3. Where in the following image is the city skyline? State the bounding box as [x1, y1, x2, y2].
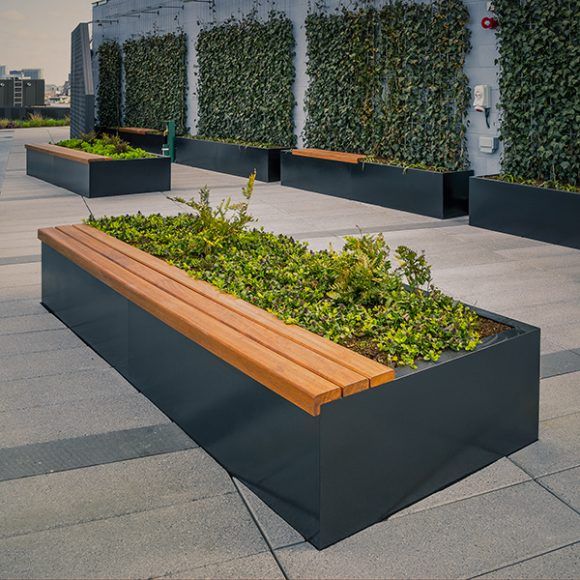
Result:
[0, 1, 93, 85]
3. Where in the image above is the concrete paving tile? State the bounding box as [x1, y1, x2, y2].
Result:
[478, 542, 580, 579]
[275, 482, 580, 579]
[539, 467, 580, 513]
[0, 392, 169, 448]
[0, 262, 40, 288]
[540, 372, 580, 421]
[0, 313, 64, 336]
[0, 493, 267, 580]
[235, 479, 305, 550]
[0, 347, 112, 383]
[391, 458, 531, 519]
[0, 327, 84, 356]
[0, 368, 138, 413]
[510, 413, 580, 478]
[0, 448, 233, 539]
[0, 296, 43, 315]
[502, 301, 580, 332]
[540, 349, 580, 379]
[542, 322, 580, 351]
[163, 552, 285, 579]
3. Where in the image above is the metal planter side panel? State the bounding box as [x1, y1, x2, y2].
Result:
[316, 327, 540, 549]
[41, 244, 130, 376]
[127, 304, 321, 542]
[88, 157, 171, 197]
[27, 150, 90, 197]
[280, 152, 471, 219]
[469, 177, 580, 250]
[174, 138, 281, 182]
[118, 131, 166, 155]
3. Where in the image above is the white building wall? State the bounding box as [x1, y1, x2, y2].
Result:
[92, 0, 501, 176]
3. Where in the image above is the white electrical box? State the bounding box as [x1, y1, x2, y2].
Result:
[479, 136, 499, 154]
[473, 85, 491, 112]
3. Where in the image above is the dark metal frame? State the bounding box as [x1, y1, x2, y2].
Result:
[41, 242, 540, 549]
[175, 137, 284, 182]
[280, 152, 473, 219]
[469, 176, 580, 250]
[26, 147, 171, 198]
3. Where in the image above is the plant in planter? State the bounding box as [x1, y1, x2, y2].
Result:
[39, 175, 539, 548]
[176, 11, 296, 181]
[469, 0, 579, 248]
[57, 133, 153, 160]
[285, 0, 472, 217]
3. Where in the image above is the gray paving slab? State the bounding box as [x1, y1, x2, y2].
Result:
[0, 346, 110, 382]
[540, 371, 580, 421]
[541, 349, 580, 379]
[0, 262, 40, 288]
[163, 552, 285, 579]
[0, 493, 268, 580]
[0, 327, 85, 356]
[539, 467, 580, 513]
[275, 482, 580, 579]
[0, 392, 170, 448]
[0, 296, 44, 315]
[0, 447, 237, 538]
[0, 254, 40, 265]
[0, 313, 65, 336]
[510, 412, 580, 478]
[478, 541, 580, 579]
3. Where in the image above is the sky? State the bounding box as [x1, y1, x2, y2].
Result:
[0, 0, 93, 85]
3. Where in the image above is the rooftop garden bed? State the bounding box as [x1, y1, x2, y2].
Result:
[57, 133, 154, 160]
[88, 176, 497, 368]
[0, 115, 70, 129]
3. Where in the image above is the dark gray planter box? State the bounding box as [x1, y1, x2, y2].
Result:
[175, 137, 284, 182]
[470, 176, 580, 250]
[281, 151, 472, 218]
[116, 128, 166, 155]
[26, 146, 171, 198]
[41, 240, 539, 549]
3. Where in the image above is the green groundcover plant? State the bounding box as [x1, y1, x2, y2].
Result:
[87, 176, 485, 368]
[182, 135, 284, 149]
[0, 115, 70, 129]
[57, 133, 153, 160]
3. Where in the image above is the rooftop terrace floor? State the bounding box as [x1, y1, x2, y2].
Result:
[1, 127, 579, 579]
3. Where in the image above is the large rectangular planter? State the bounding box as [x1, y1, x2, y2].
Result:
[281, 151, 473, 219]
[470, 176, 580, 250]
[175, 137, 284, 182]
[40, 235, 539, 549]
[26, 145, 171, 198]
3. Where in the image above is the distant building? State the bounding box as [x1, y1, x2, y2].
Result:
[0, 66, 6, 79]
[9, 68, 44, 80]
[0, 79, 45, 107]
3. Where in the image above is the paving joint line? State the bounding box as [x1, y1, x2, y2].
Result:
[469, 539, 580, 579]
[232, 478, 291, 580]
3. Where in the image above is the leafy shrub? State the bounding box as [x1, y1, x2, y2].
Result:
[57, 133, 153, 160]
[97, 40, 122, 128]
[88, 176, 481, 368]
[196, 11, 296, 147]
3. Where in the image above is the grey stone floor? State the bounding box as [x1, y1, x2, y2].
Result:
[0, 127, 578, 579]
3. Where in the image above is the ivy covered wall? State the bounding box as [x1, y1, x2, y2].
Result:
[96, 40, 122, 128]
[304, 0, 471, 171]
[196, 12, 296, 146]
[495, 0, 578, 187]
[123, 32, 188, 134]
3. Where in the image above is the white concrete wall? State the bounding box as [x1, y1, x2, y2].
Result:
[92, 0, 501, 176]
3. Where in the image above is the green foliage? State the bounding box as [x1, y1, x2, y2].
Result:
[488, 174, 580, 194]
[196, 11, 296, 147]
[494, 0, 579, 188]
[97, 40, 122, 128]
[0, 115, 70, 129]
[123, 32, 187, 134]
[57, 133, 153, 160]
[87, 177, 481, 368]
[182, 135, 284, 149]
[304, 0, 471, 171]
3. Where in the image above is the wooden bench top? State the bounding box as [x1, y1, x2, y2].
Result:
[291, 148, 365, 165]
[25, 143, 110, 164]
[118, 127, 160, 136]
[38, 225, 395, 416]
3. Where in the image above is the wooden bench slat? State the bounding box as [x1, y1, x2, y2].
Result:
[61, 225, 369, 397]
[39, 227, 342, 416]
[25, 143, 110, 164]
[76, 224, 394, 388]
[119, 127, 158, 136]
[291, 149, 365, 165]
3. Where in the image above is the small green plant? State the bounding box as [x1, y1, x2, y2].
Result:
[87, 175, 483, 368]
[185, 135, 283, 149]
[488, 174, 579, 194]
[56, 133, 153, 160]
[0, 115, 70, 129]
